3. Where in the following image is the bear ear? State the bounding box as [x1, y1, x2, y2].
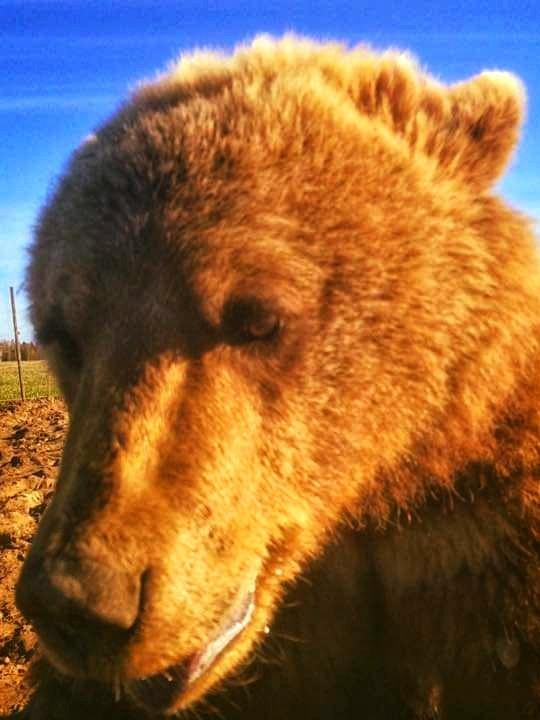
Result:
[347, 55, 525, 191]
[427, 71, 526, 191]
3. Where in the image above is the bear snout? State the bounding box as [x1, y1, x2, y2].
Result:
[16, 552, 142, 671]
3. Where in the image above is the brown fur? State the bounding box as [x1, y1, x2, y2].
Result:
[17, 36, 540, 718]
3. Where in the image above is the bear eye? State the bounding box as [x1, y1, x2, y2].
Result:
[37, 316, 82, 370]
[223, 299, 281, 345]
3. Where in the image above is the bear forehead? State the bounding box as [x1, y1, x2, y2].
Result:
[43, 73, 357, 321]
[42, 124, 327, 336]
[81, 78, 365, 229]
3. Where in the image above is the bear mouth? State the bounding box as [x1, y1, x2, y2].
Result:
[126, 583, 256, 713]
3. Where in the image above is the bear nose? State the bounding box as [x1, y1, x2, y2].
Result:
[16, 553, 142, 651]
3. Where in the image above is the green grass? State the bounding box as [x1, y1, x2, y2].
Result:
[0, 361, 61, 402]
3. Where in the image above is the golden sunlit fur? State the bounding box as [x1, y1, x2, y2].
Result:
[19, 36, 540, 719]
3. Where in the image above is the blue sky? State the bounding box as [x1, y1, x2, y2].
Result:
[1, 0, 539, 340]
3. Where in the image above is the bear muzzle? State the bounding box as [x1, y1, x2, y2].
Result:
[16, 546, 260, 713]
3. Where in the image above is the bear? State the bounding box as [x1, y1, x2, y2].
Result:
[15, 35, 540, 719]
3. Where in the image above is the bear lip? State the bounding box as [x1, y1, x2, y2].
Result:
[126, 582, 256, 713]
[187, 583, 256, 683]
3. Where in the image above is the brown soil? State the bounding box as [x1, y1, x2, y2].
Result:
[0, 400, 66, 717]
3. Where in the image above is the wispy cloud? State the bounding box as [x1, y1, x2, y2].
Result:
[3, 31, 540, 47]
[0, 94, 117, 112]
[374, 32, 540, 42]
[2, 33, 186, 51]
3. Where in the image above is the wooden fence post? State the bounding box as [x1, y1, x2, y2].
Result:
[9, 287, 26, 401]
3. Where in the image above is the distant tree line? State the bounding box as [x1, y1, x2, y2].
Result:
[0, 340, 43, 361]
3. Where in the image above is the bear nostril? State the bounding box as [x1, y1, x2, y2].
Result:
[16, 553, 142, 655]
[47, 557, 142, 631]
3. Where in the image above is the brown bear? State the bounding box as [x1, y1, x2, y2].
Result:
[16, 36, 540, 719]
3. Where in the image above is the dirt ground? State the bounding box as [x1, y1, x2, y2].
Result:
[0, 400, 66, 716]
